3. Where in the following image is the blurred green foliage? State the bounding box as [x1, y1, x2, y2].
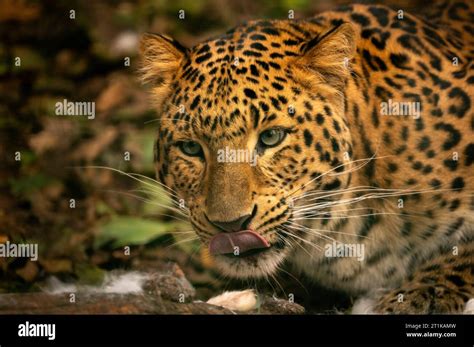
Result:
[94, 217, 185, 249]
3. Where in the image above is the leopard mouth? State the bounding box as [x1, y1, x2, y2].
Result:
[208, 229, 271, 256]
[204, 229, 290, 279]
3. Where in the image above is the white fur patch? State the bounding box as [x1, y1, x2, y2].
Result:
[206, 289, 258, 312]
[101, 272, 148, 293]
[43, 276, 77, 294]
[463, 298, 474, 314]
[351, 297, 376, 314]
[43, 272, 148, 294]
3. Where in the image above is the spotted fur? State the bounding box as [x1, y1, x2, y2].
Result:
[140, 2, 474, 313]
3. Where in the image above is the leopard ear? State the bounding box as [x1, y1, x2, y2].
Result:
[139, 33, 187, 103]
[296, 23, 356, 91]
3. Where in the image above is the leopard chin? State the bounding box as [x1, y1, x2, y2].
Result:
[212, 246, 290, 279]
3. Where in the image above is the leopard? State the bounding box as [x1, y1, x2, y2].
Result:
[139, 1, 474, 314]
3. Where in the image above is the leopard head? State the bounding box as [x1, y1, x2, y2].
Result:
[139, 21, 356, 278]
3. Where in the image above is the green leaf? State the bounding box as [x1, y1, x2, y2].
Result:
[124, 130, 156, 173]
[94, 216, 183, 249]
[75, 264, 106, 285]
[9, 174, 55, 197]
[95, 201, 115, 216]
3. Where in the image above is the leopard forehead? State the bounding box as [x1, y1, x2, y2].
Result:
[186, 19, 314, 74]
[160, 20, 348, 144]
[168, 21, 313, 111]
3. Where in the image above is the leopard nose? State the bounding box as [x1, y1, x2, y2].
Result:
[208, 214, 253, 232]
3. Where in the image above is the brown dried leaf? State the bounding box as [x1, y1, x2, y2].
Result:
[15, 261, 39, 282]
[39, 259, 73, 274]
[96, 79, 128, 113]
[71, 126, 117, 162]
[29, 119, 76, 155]
[0, 0, 41, 22]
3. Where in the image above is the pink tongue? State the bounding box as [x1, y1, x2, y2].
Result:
[209, 230, 270, 255]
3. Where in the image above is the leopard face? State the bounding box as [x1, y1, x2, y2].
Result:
[140, 22, 357, 278]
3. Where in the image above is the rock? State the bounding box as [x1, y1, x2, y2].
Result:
[142, 263, 196, 302]
[0, 262, 305, 314]
[0, 292, 233, 314]
[259, 296, 305, 314]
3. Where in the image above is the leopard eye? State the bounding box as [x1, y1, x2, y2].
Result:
[179, 141, 203, 157]
[259, 128, 286, 148]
